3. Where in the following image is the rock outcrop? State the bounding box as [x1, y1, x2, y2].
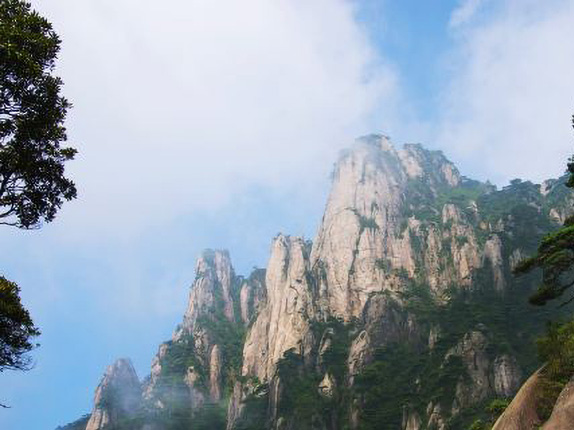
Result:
[228, 136, 569, 429]
[145, 249, 252, 420]
[242, 234, 315, 381]
[310, 137, 468, 321]
[542, 378, 574, 429]
[85, 359, 142, 430]
[179, 249, 237, 332]
[495, 372, 574, 430]
[402, 408, 422, 430]
[492, 368, 544, 430]
[493, 355, 522, 398]
[311, 136, 412, 320]
[239, 268, 266, 325]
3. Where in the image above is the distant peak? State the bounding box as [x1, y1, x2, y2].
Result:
[105, 358, 139, 382]
[195, 249, 233, 274]
[199, 249, 230, 262]
[355, 134, 393, 151]
[111, 357, 134, 369]
[86, 358, 141, 430]
[356, 133, 391, 143]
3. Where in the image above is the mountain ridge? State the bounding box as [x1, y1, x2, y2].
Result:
[60, 135, 573, 430]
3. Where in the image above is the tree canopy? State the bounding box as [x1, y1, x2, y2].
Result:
[0, 0, 76, 381]
[0, 0, 77, 229]
[514, 116, 574, 306]
[0, 277, 39, 372]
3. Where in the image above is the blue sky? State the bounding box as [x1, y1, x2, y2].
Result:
[1, 1, 574, 428]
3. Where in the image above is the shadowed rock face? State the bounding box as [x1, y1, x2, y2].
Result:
[85, 359, 142, 430]
[239, 269, 266, 326]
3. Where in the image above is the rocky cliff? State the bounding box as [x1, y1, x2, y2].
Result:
[84, 359, 142, 430]
[59, 135, 573, 430]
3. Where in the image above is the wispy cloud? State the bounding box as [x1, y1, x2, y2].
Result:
[31, 0, 399, 241]
[438, 0, 574, 184]
[449, 0, 485, 29]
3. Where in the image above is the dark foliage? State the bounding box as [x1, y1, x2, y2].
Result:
[513, 116, 574, 306]
[275, 348, 332, 428]
[0, 0, 77, 229]
[234, 382, 269, 430]
[527, 319, 574, 421]
[54, 414, 90, 430]
[0, 276, 39, 372]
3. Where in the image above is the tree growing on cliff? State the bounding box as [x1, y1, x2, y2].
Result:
[0, 0, 77, 380]
[513, 116, 574, 420]
[514, 116, 574, 306]
[0, 0, 77, 229]
[0, 277, 39, 373]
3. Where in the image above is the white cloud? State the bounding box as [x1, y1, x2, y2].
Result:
[438, 0, 574, 184]
[29, 0, 398, 240]
[449, 0, 485, 29]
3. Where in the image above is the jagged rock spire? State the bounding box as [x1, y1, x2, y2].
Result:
[242, 234, 315, 381]
[311, 135, 462, 319]
[85, 358, 141, 430]
[180, 249, 237, 332]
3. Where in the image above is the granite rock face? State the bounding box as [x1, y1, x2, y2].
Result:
[85, 359, 142, 430]
[446, 331, 521, 415]
[139, 249, 262, 427]
[242, 235, 316, 381]
[492, 368, 544, 430]
[179, 249, 237, 332]
[542, 378, 574, 429]
[493, 355, 522, 398]
[402, 407, 422, 430]
[310, 137, 468, 320]
[239, 269, 266, 325]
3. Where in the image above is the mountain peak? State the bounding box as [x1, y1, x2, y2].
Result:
[196, 249, 231, 273]
[180, 249, 237, 333]
[85, 358, 141, 430]
[355, 133, 393, 150]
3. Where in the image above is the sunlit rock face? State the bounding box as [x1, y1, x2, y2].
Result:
[85, 359, 142, 430]
[310, 135, 479, 321]
[242, 234, 316, 381]
[311, 136, 412, 320]
[542, 378, 574, 429]
[180, 249, 237, 333]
